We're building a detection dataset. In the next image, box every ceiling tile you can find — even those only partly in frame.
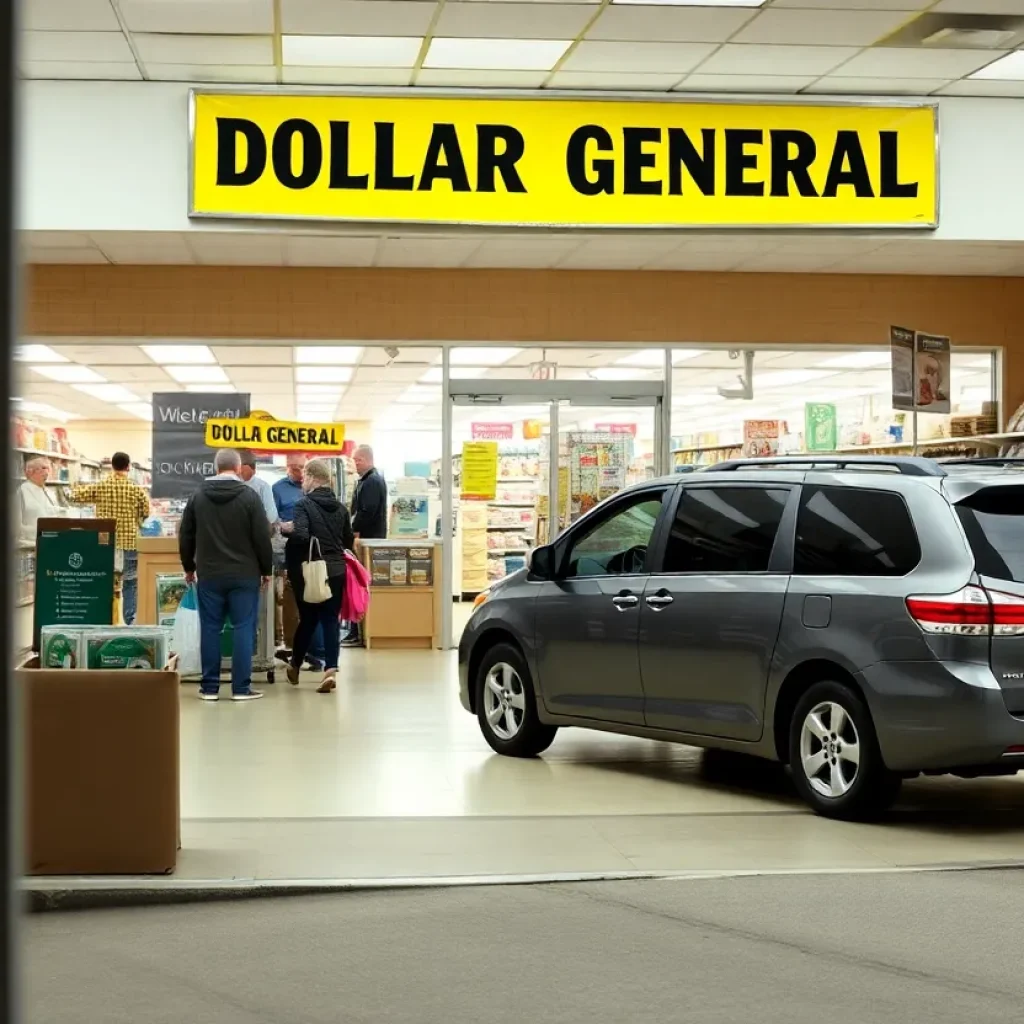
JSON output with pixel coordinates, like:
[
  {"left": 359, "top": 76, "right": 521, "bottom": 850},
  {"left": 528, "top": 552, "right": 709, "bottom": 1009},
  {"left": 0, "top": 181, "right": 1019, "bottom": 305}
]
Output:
[
  {"left": 24, "top": 247, "right": 109, "bottom": 264},
  {"left": 933, "top": 0, "right": 1024, "bottom": 13},
  {"left": 416, "top": 68, "right": 549, "bottom": 86},
  {"left": 23, "top": 0, "right": 121, "bottom": 31},
  {"left": 21, "top": 232, "right": 94, "bottom": 249},
  {"left": 734, "top": 8, "right": 913, "bottom": 46},
  {"left": 806, "top": 76, "right": 949, "bottom": 95},
  {"left": 283, "top": 66, "right": 413, "bottom": 84},
  {"left": 22, "top": 30, "right": 135, "bottom": 63},
  {"left": 436, "top": 3, "right": 593, "bottom": 38},
  {"left": 284, "top": 235, "right": 379, "bottom": 267},
  {"left": 47, "top": 344, "right": 153, "bottom": 364},
  {"left": 833, "top": 46, "right": 1006, "bottom": 78},
  {"left": 119, "top": 0, "right": 275, "bottom": 34},
  {"left": 21, "top": 60, "right": 141, "bottom": 80},
  {"left": 282, "top": 34, "right": 423, "bottom": 66},
  {"left": 281, "top": 0, "right": 438, "bottom": 34},
  {"left": 561, "top": 40, "right": 718, "bottom": 74},
  {"left": 189, "top": 233, "right": 285, "bottom": 265},
  {"left": 376, "top": 237, "right": 483, "bottom": 267},
  {"left": 228, "top": 366, "right": 295, "bottom": 384},
  {"left": 214, "top": 346, "right": 294, "bottom": 366},
  {"left": 676, "top": 73, "right": 817, "bottom": 93},
  {"left": 694, "top": 43, "right": 860, "bottom": 76},
  {"left": 556, "top": 235, "right": 684, "bottom": 270},
  {"left": 133, "top": 33, "right": 274, "bottom": 65},
  {"left": 93, "top": 232, "right": 196, "bottom": 264},
  {"left": 588, "top": 6, "right": 758, "bottom": 43},
  {"left": 145, "top": 63, "right": 278, "bottom": 82},
  {"left": 772, "top": 0, "right": 930, "bottom": 7},
  {"left": 937, "top": 77, "right": 1024, "bottom": 96},
  {"left": 425, "top": 37, "right": 572, "bottom": 69},
  {"left": 463, "top": 236, "right": 582, "bottom": 268},
  {"left": 548, "top": 70, "right": 682, "bottom": 89},
  {"left": 91, "top": 364, "right": 176, "bottom": 384}
]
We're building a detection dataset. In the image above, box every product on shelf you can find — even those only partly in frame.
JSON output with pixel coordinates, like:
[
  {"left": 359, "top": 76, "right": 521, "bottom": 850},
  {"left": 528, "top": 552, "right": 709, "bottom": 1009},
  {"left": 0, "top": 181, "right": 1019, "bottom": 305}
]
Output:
[
  {"left": 40, "top": 626, "right": 85, "bottom": 669},
  {"left": 83, "top": 627, "right": 169, "bottom": 670},
  {"left": 156, "top": 574, "right": 188, "bottom": 627}
]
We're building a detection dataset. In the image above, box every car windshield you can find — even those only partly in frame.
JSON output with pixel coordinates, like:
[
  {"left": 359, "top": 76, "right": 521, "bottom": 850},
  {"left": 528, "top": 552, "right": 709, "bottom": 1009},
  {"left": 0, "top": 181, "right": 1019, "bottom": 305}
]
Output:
[{"left": 955, "top": 486, "right": 1024, "bottom": 583}]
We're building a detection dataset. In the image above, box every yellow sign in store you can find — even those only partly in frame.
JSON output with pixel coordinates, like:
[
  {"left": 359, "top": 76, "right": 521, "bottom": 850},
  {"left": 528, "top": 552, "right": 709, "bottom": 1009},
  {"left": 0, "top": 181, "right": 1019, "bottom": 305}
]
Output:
[
  {"left": 190, "top": 92, "right": 937, "bottom": 229},
  {"left": 460, "top": 442, "right": 499, "bottom": 502},
  {"left": 205, "top": 411, "right": 345, "bottom": 453}
]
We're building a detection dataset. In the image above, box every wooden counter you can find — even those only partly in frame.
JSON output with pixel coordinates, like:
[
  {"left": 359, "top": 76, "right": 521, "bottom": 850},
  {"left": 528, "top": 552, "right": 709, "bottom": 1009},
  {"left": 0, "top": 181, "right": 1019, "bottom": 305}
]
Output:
[
  {"left": 136, "top": 536, "right": 182, "bottom": 626},
  {"left": 359, "top": 540, "right": 442, "bottom": 651}
]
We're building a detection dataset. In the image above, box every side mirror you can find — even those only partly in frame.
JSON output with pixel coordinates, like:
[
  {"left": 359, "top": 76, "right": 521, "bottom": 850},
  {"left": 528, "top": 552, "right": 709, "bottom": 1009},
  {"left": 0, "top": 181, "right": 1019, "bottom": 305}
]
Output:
[{"left": 528, "top": 544, "right": 556, "bottom": 580}]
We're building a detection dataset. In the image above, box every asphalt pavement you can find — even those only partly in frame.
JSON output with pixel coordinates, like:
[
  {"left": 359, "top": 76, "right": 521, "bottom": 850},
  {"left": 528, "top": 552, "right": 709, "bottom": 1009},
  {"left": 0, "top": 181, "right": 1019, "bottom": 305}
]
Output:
[{"left": 23, "top": 869, "right": 1024, "bottom": 1024}]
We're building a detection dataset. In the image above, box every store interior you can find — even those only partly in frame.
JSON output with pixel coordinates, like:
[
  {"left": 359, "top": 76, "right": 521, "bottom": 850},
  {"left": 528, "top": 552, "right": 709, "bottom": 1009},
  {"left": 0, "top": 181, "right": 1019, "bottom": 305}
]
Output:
[{"left": 13, "top": 337, "right": 1014, "bottom": 658}]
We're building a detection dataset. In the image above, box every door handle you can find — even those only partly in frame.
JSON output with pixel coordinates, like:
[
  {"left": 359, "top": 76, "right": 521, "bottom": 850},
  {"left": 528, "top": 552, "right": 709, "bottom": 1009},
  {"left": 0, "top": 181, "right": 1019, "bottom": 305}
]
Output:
[
  {"left": 612, "top": 594, "right": 639, "bottom": 610},
  {"left": 646, "top": 593, "right": 674, "bottom": 609}
]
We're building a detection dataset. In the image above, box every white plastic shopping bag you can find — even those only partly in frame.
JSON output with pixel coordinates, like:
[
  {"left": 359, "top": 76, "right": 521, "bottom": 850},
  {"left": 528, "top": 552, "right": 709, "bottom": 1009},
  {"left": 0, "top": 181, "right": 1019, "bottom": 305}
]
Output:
[{"left": 172, "top": 584, "right": 202, "bottom": 676}]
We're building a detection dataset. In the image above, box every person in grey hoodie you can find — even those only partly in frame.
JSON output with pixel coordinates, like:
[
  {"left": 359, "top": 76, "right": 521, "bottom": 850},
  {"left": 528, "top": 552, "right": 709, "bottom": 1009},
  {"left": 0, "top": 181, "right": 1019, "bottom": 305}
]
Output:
[{"left": 179, "top": 448, "right": 274, "bottom": 702}]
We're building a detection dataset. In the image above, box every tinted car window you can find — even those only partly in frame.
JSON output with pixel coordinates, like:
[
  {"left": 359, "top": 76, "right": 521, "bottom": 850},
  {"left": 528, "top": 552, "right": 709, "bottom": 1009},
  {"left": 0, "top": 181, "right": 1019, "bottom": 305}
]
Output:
[
  {"left": 795, "top": 486, "right": 920, "bottom": 576},
  {"left": 661, "top": 487, "right": 789, "bottom": 574},
  {"left": 956, "top": 486, "right": 1024, "bottom": 583},
  {"left": 565, "top": 495, "right": 664, "bottom": 579}
]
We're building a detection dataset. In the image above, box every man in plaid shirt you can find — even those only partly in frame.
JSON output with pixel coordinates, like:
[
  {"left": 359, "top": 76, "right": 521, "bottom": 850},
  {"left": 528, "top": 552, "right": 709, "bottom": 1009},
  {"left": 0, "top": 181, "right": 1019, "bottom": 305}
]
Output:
[{"left": 70, "top": 451, "right": 150, "bottom": 624}]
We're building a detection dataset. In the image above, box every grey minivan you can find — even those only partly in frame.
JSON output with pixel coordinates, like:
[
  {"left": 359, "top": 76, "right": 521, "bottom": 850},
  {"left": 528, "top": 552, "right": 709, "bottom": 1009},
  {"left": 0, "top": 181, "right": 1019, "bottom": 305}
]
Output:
[{"left": 458, "top": 456, "right": 1024, "bottom": 820}]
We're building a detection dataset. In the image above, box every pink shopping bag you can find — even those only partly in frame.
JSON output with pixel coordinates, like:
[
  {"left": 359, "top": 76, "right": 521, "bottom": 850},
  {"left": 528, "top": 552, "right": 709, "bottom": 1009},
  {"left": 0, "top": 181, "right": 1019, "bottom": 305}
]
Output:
[{"left": 341, "top": 550, "right": 371, "bottom": 623}]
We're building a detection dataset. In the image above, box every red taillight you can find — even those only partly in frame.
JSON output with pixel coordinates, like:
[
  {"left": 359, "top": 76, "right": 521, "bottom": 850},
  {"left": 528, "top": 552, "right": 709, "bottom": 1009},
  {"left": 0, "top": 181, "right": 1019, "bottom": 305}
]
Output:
[{"left": 907, "top": 586, "right": 1024, "bottom": 636}]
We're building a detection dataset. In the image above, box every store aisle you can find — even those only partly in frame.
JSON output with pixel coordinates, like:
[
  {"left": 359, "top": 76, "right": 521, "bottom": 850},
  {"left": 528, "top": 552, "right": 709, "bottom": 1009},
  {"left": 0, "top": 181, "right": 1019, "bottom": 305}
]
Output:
[{"left": 159, "top": 651, "right": 1024, "bottom": 884}]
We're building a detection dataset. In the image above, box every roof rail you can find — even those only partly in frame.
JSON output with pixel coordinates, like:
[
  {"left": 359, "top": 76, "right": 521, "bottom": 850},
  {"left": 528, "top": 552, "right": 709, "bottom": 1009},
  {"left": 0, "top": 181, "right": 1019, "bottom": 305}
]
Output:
[
  {"left": 939, "top": 457, "right": 1024, "bottom": 470},
  {"left": 707, "top": 455, "right": 946, "bottom": 478}
]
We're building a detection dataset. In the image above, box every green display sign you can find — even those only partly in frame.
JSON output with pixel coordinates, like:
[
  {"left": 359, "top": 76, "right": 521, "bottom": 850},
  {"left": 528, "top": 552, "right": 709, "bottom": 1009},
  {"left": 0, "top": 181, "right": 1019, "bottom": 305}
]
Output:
[
  {"left": 805, "top": 403, "right": 838, "bottom": 452},
  {"left": 34, "top": 519, "right": 115, "bottom": 650}
]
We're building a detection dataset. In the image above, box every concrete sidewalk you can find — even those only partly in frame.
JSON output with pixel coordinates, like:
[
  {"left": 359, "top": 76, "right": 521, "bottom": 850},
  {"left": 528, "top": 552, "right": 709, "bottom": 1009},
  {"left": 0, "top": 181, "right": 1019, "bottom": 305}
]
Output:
[{"left": 23, "top": 869, "right": 1024, "bottom": 1024}]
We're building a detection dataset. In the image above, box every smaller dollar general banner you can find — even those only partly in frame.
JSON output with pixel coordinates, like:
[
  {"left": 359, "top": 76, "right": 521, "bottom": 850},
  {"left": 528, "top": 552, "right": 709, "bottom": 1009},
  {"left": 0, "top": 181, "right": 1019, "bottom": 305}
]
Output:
[
  {"left": 190, "top": 92, "right": 937, "bottom": 229},
  {"left": 205, "top": 411, "right": 345, "bottom": 453}
]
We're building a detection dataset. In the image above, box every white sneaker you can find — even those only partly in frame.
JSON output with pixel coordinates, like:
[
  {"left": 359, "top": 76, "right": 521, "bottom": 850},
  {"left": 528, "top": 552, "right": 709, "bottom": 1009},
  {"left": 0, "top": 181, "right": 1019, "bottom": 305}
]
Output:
[
  {"left": 199, "top": 692, "right": 220, "bottom": 702},
  {"left": 231, "top": 690, "right": 264, "bottom": 702}
]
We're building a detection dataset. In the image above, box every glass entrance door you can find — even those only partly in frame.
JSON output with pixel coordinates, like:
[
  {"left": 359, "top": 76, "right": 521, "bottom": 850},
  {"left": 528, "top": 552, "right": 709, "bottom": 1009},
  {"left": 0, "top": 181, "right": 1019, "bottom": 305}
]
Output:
[{"left": 442, "top": 379, "right": 665, "bottom": 647}]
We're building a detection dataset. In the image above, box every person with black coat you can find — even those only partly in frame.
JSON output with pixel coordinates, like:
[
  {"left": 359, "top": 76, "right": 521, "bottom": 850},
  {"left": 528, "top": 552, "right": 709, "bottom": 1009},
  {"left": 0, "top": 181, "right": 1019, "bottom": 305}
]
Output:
[{"left": 286, "top": 458, "right": 355, "bottom": 693}]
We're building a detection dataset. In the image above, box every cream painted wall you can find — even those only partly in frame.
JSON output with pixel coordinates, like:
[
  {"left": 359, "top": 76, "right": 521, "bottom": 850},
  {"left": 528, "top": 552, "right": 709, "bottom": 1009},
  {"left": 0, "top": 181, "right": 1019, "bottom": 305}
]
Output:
[{"left": 65, "top": 420, "right": 153, "bottom": 465}]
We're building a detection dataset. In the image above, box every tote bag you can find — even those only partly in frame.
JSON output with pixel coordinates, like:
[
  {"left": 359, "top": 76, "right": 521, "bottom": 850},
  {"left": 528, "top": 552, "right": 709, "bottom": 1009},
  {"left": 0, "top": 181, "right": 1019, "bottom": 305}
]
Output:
[{"left": 302, "top": 536, "right": 332, "bottom": 604}]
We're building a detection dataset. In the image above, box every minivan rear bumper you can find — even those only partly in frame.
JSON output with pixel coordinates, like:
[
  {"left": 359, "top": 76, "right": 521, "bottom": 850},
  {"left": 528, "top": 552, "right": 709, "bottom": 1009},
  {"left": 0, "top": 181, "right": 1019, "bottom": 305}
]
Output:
[{"left": 857, "top": 660, "right": 1024, "bottom": 773}]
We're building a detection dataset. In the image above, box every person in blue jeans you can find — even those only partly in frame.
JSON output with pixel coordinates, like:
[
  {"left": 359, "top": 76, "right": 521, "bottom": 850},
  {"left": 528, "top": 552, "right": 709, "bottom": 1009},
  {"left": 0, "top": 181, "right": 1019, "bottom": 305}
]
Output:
[{"left": 179, "top": 449, "right": 274, "bottom": 702}]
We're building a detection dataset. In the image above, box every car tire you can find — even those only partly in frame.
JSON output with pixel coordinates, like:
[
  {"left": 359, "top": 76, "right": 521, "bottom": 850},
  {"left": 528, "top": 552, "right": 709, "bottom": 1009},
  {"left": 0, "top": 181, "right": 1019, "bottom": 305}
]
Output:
[
  {"left": 789, "top": 680, "right": 901, "bottom": 821},
  {"left": 475, "top": 642, "right": 557, "bottom": 758}
]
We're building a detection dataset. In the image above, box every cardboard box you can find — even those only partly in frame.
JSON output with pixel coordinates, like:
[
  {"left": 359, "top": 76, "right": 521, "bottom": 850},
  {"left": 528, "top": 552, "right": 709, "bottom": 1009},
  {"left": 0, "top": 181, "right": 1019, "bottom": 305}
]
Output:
[{"left": 19, "top": 656, "right": 180, "bottom": 875}]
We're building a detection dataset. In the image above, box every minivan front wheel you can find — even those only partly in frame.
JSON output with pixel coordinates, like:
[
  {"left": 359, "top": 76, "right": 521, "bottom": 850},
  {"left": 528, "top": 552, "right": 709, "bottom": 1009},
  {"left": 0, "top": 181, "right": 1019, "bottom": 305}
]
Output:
[
  {"left": 476, "top": 643, "right": 557, "bottom": 758},
  {"left": 789, "top": 681, "right": 901, "bottom": 821}
]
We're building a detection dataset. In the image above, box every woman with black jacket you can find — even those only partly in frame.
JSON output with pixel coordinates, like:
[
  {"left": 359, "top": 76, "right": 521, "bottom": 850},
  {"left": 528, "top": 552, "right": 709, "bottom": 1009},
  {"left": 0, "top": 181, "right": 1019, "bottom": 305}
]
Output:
[{"left": 286, "top": 459, "right": 355, "bottom": 692}]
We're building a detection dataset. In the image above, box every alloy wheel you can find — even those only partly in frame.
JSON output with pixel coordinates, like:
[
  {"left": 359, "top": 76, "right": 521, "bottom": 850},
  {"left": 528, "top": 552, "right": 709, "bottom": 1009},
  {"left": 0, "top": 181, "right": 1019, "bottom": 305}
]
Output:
[
  {"left": 483, "top": 662, "right": 526, "bottom": 740},
  {"left": 799, "top": 701, "right": 861, "bottom": 800}
]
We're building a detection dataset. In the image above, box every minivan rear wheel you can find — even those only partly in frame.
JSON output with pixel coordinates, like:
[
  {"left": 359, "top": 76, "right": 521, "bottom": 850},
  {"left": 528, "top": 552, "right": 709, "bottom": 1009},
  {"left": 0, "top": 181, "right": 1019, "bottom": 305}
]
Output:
[
  {"left": 475, "top": 643, "right": 557, "bottom": 758},
  {"left": 789, "top": 680, "right": 901, "bottom": 821}
]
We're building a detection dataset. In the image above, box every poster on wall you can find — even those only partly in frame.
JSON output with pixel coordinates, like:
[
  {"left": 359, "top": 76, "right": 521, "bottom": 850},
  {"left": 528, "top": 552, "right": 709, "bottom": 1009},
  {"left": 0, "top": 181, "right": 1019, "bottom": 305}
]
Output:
[
  {"left": 460, "top": 442, "right": 499, "bottom": 501},
  {"left": 804, "top": 404, "right": 838, "bottom": 452},
  {"left": 914, "top": 332, "right": 951, "bottom": 414},
  {"left": 743, "top": 420, "right": 781, "bottom": 458},
  {"left": 152, "top": 393, "right": 250, "bottom": 499},
  {"left": 890, "top": 325, "right": 916, "bottom": 411}
]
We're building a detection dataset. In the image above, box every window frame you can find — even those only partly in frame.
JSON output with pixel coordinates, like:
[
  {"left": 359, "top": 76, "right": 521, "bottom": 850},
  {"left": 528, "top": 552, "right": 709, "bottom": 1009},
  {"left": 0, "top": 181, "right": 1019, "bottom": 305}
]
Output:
[
  {"left": 555, "top": 485, "right": 674, "bottom": 582},
  {"left": 647, "top": 481, "right": 799, "bottom": 577},
  {"left": 792, "top": 483, "right": 922, "bottom": 579}
]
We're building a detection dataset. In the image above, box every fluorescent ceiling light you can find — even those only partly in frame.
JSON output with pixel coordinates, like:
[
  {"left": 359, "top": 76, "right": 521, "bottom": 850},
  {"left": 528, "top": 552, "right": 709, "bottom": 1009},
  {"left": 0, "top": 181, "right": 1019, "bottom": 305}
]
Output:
[
  {"left": 15, "top": 344, "right": 67, "bottom": 363},
  {"left": 615, "top": 0, "right": 764, "bottom": 4},
  {"left": 755, "top": 370, "right": 837, "bottom": 389},
  {"left": 31, "top": 364, "right": 106, "bottom": 384},
  {"left": 450, "top": 347, "right": 522, "bottom": 366},
  {"left": 297, "top": 408, "right": 337, "bottom": 420},
  {"left": 296, "top": 384, "right": 344, "bottom": 396},
  {"left": 396, "top": 386, "right": 441, "bottom": 403},
  {"left": 294, "top": 346, "right": 364, "bottom": 365},
  {"left": 616, "top": 349, "right": 709, "bottom": 368},
  {"left": 425, "top": 38, "right": 571, "bottom": 72},
  {"left": 166, "top": 365, "right": 229, "bottom": 384},
  {"left": 283, "top": 35, "right": 422, "bottom": 68},
  {"left": 141, "top": 344, "right": 216, "bottom": 364},
  {"left": 118, "top": 403, "right": 154, "bottom": 421},
  {"left": 817, "top": 352, "right": 890, "bottom": 369},
  {"left": 186, "top": 383, "right": 236, "bottom": 393},
  {"left": 296, "top": 366, "right": 352, "bottom": 384},
  {"left": 73, "top": 383, "right": 142, "bottom": 403},
  {"left": 19, "top": 400, "right": 79, "bottom": 421},
  {"left": 970, "top": 52, "right": 1024, "bottom": 81},
  {"left": 420, "top": 366, "right": 490, "bottom": 383}
]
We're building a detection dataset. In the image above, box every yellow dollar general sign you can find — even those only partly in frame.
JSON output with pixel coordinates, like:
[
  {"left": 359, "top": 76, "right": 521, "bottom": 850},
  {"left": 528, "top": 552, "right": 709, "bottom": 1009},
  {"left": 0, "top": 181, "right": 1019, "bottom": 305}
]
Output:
[
  {"left": 205, "top": 411, "right": 345, "bottom": 453},
  {"left": 189, "top": 92, "right": 937, "bottom": 229}
]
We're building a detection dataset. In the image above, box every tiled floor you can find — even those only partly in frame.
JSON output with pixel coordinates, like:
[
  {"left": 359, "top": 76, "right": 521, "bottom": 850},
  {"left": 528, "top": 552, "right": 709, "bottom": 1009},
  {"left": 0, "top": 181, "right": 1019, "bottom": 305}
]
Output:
[{"left": 145, "top": 649, "right": 1024, "bottom": 883}]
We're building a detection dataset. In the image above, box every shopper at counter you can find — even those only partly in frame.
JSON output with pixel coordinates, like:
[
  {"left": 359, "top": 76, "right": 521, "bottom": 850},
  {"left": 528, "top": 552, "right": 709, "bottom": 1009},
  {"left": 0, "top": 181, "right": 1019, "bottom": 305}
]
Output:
[
  {"left": 274, "top": 452, "right": 326, "bottom": 670},
  {"left": 286, "top": 459, "right": 355, "bottom": 694},
  {"left": 69, "top": 452, "right": 150, "bottom": 625},
  {"left": 239, "top": 450, "right": 279, "bottom": 526},
  {"left": 179, "top": 448, "right": 273, "bottom": 703},
  {"left": 343, "top": 445, "right": 388, "bottom": 648},
  {"left": 18, "top": 456, "right": 60, "bottom": 543}
]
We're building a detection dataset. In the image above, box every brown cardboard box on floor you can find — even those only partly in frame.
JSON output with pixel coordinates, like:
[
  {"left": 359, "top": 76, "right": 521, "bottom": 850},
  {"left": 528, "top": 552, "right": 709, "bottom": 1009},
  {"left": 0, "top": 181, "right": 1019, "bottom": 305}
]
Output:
[{"left": 18, "top": 656, "right": 180, "bottom": 875}]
